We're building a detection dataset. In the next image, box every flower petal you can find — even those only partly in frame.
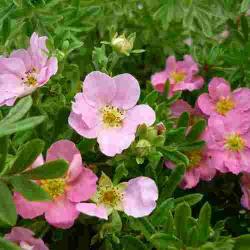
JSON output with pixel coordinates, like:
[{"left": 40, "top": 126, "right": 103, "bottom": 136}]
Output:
[
  {"left": 123, "top": 177, "right": 158, "bottom": 218},
  {"left": 0, "top": 57, "right": 26, "bottom": 77},
  {"left": 111, "top": 73, "right": 140, "bottom": 110},
  {"left": 76, "top": 203, "right": 108, "bottom": 220},
  {"left": 13, "top": 192, "right": 49, "bottom": 219},
  {"left": 97, "top": 128, "right": 135, "bottom": 157},
  {"left": 10, "top": 49, "right": 32, "bottom": 71},
  {"left": 208, "top": 77, "right": 231, "bottom": 100},
  {"left": 197, "top": 93, "right": 215, "bottom": 116},
  {"left": 83, "top": 71, "right": 116, "bottom": 108},
  {"left": 46, "top": 139, "right": 82, "bottom": 165},
  {"left": 44, "top": 196, "right": 79, "bottom": 229},
  {"left": 67, "top": 167, "right": 97, "bottom": 202}
]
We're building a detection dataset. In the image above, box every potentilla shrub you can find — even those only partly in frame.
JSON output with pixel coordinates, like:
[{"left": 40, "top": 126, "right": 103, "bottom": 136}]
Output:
[{"left": 1, "top": 1, "right": 250, "bottom": 250}]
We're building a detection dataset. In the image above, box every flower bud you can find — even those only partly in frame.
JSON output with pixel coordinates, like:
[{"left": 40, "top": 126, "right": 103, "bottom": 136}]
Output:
[
  {"left": 111, "top": 33, "right": 135, "bottom": 55},
  {"left": 136, "top": 139, "right": 151, "bottom": 157}
]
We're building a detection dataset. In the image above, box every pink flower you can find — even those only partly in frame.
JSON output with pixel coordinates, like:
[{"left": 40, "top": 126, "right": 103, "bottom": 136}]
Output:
[
  {"left": 203, "top": 111, "right": 250, "bottom": 174},
  {"left": 197, "top": 77, "right": 250, "bottom": 117},
  {"left": 240, "top": 173, "right": 250, "bottom": 210},
  {"left": 151, "top": 55, "right": 204, "bottom": 95},
  {"left": 13, "top": 140, "right": 97, "bottom": 229},
  {"left": 165, "top": 148, "right": 216, "bottom": 189},
  {"left": 5, "top": 227, "right": 48, "bottom": 250},
  {"left": 76, "top": 173, "right": 158, "bottom": 219},
  {"left": 0, "top": 32, "right": 58, "bottom": 106},
  {"left": 68, "top": 71, "right": 156, "bottom": 156}
]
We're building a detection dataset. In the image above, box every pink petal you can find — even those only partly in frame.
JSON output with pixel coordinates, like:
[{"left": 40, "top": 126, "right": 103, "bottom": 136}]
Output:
[
  {"left": 97, "top": 128, "right": 135, "bottom": 156},
  {"left": 180, "top": 170, "right": 200, "bottom": 189},
  {"left": 197, "top": 93, "right": 215, "bottom": 116},
  {"left": 123, "top": 177, "right": 158, "bottom": 218},
  {"left": 44, "top": 196, "right": 79, "bottom": 229},
  {"left": 233, "top": 88, "right": 250, "bottom": 111},
  {"left": 171, "top": 100, "right": 194, "bottom": 117},
  {"left": 31, "top": 154, "right": 44, "bottom": 169},
  {"left": 123, "top": 104, "right": 156, "bottom": 134},
  {"left": 68, "top": 112, "right": 99, "bottom": 139},
  {"left": 151, "top": 71, "right": 168, "bottom": 93},
  {"left": 111, "top": 73, "right": 140, "bottom": 110},
  {"left": 173, "top": 77, "right": 204, "bottom": 91},
  {"left": 13, "top": 192, "right": 50, "bottom": 219},
  {"left": 67, "top": 167, "right": 97, "bottom": 202},
  {"left": 83, "top": 71, "right": 116, "bottom": 108},
  {"left": 71, "top": 93, "right": 99, "bottom": 128},
  {"left": 10, "top": 49, "right": 32, "bottom": 71},
  {"left": 46, "top": 139, "right": 82, "bottom": 165},
  {"left": 208, "top": 77, "right": 231, "bottom": 100},
  {"left": 0, "top": 74, "right": 24, "bottom": 93},
  {"left": 183, "top": 55, "right": 199, "bottom": 74},
  {"left": 165, "top": 56, "right": 177, "bottom": 73},
  {"left": 0, "top": 57, "right": 26, "bottom": 77},
  {"left": 66, "top": 154, "right": 83, "bottom": 183},
  {"left": 76, "top": 203, "right": 108, "bottom": 220}
]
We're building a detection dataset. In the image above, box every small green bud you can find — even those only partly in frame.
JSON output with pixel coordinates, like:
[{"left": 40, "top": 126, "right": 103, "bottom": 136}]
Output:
[{"left": 111, "top": 33, "right": 135, "bottom": 56}]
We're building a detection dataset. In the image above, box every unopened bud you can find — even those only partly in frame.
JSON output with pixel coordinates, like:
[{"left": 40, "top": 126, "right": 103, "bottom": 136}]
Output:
[{"left": 111, "top": 33, "right": 134, "bottom": 55}]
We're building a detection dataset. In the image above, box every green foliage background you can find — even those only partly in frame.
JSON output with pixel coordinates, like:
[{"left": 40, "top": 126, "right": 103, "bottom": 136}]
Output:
[{"left": 1, "top": 0, "right": 250, "bottom": 249}]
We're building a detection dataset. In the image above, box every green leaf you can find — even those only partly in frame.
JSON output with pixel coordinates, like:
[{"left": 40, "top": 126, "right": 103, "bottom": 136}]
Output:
[
  {"left": 165, "top": 127, "right": 186, "bottom": 143},
  {"left": 163, "top": 150, "right": 189, "bottom": 166},
  {"left": 0, "top": 237, "right": 21, "bottom": 250},
  {"left": 233, "top": 234, "right": 250, "bottom": 250},
  {"left": 186, "top": 119, "right": 206, "bottom": 141},
  {"left": 187, "top": 226, "right": 199, "bottom": 247},
  {"left": 113, "top": 163, "right": 128, "bottom": 185},
  {"left": 0, "top": 180, "right": 17, "bottom": 227},
  {"left": 9, "top": 176, "right": 51, "bottom": 201},
  {"left": 22, "top": 160, "right": 68, "bottom": 180},
  {"left": 174, "top": 194, "right": 203, "bottom": 207},
  {"left": 0, "top": 96, "right": 32, "bottom": 126},
  {"left": 121, "top": 235, "right": 147, "bottom": 250},
  {"left": 0, "top": 136, "right": 8, "bottom": 174},
  {"left": 150, "top": 233, "right": 181, "bottom": 249},
  {"left": 151, "top": 198, "right": 174, "bottom": 225},
  {"left": 143, "top": 90, "right": 159, "bottom": 106},
  {"left": 129, "top": 217, "right": 156, "bottom": 240},
  {"left": 164, "top": 211, "right": 174, "bottom": 234},
  {"left": 160, "top": 164, "right": 185, "bottom": 200},
  {"left": 177, "top": 112, "right": 189, "bottom": 128},
  {"left": 241, "top": 0, "right": 250, "bottom": 12},
  {"left": 197, "top": 202, "right": 211, "bottom": 244},
  {"left": 0, "top": 116, "right": 46, "bottom": 138},
  {"left": 241, "top": 15, "right": 249, "bottom": 41},
  {"left": 7, "top": 139, "right": 45, "bottom": 175},
  {"left": 174, "top": 202, "right": 191, "bottom": 242}
]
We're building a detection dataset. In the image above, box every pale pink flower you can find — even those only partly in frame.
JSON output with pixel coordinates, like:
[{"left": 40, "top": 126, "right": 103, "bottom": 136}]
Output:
[
  {"left": 165, "top": 147, "right": 216, "bottom": 189},
  {"left": 203, "top": 111, "right": 250, "bottom": 174},
  {"left": 197, "top": 77, "right": 250, "bottom": 117},
  {"left": 151, "top": 55, "right": 204, "bottom": 95},
  {"left": 76, "top": 173, "right": 158, "bottom": 219},
  {"left": 14, "top": 140, "right": 97, "bottom": 229},
  {"left": 68, "top": 71, "right": 156, "bottom": 157},
  {"left": 0, "top": 32, "right": 58, "bottom": 106},
  {"left": 240, "top": 173, "right": 250, "bottom": 210},
  {"left": 5, "top": 227, "right": 48, "bottom": 250}
]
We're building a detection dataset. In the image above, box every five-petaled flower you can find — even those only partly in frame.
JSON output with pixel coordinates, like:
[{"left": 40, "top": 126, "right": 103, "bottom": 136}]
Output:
[
  {"left": 76, "top": 173, "right": 158, "bottom": 219},
  {"left": 69, "top": 71, "right": 156, "bottom": 156},
  {"left": 0, "top": 32, "right": 58, "bottom": 106},
  {"left": 151, "top": 55, "right": 204, "bottom": 96},
  {"left": 13, "top": 140, "right": 97, "bottom": 229}
]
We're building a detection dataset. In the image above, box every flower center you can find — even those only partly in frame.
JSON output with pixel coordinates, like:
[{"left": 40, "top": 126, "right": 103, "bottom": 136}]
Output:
[
  {"left": 170, "top": 71, "right": 186, "bottom": 83},
  {"left": 98, "top": 187, "right": 123, "bottom": 208},
  {"left": 101, "top": 105, "right": 125, "bottom": 128},
  {"left": 225, "top": 133, "right": 245, "bottom": 152},
  {"left": 40, "top": 178, "right": 66, "bottom": 199},
  {"left": 186, "top": 151, "right": 203, "bottom": 169},
  {"left": 23, "top": 69, "right": 37, "bottom": 87},
  {"left": 215, "top": 97, "right": 235, "bottom": 115}
]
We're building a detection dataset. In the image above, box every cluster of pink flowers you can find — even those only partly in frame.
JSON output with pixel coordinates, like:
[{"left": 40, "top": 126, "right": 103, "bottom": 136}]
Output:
[{"left": 153, "top": 57, "right": 250, "bottom": 210}]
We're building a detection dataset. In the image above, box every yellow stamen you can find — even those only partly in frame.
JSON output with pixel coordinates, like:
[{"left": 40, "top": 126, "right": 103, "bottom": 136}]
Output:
[
  {"left": 97, "top": 186, "right": 123, "bottom": 208},
  {"left": 170, "top": 71, "right": 186, "bottom": 83},
  {"left": 40, "top": 178, "right": 66, "bottom": 200},
  {"left": 215, "top": 97, "right": 235, "bottom": 115},
  {"left": 101, "top": 105, "right": 124, "bottom": 128},
  {"left": 225, "top": 133, "right": 245, "bottom": 152},
  {"left": 186, "top": 151, "right": 203, "bottom": 169},
  {"left": 24, "top": 75, "right": 37, "bottom": 86}
]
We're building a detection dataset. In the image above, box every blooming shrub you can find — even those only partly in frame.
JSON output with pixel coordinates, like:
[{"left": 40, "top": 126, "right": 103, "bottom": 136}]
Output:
[{"left": 1, "top": 1, "right": 250, "bottom": 250}]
